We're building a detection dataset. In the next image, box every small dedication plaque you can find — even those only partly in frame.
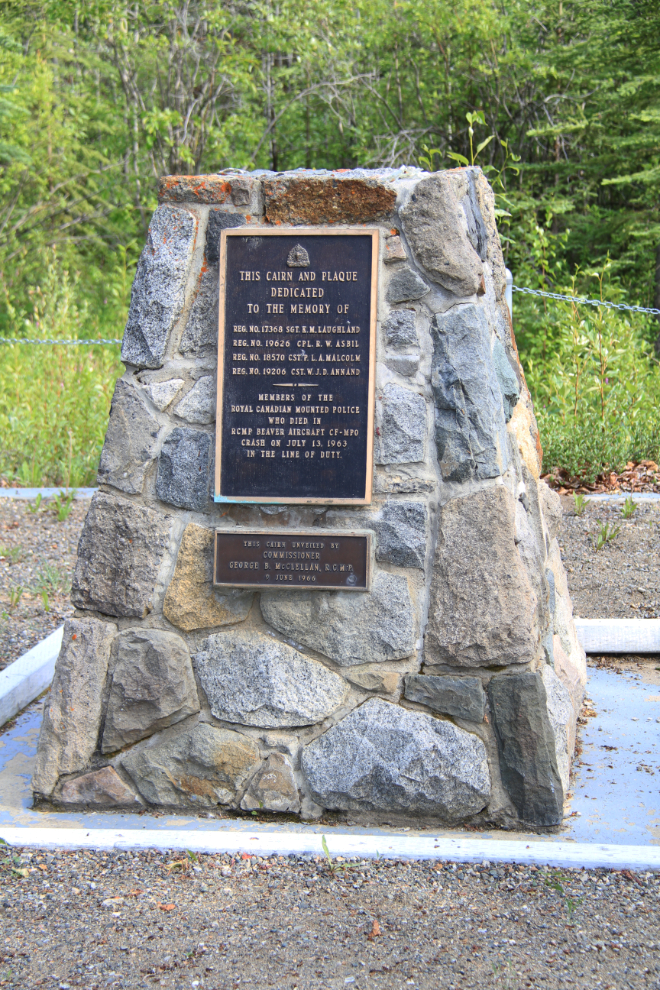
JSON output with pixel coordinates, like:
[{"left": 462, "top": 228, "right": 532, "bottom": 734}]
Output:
[
  {"left": 215, "top": 228, "right": 378, "bottom": 504},
  {"left": 214, "top": 531, "right": 371, "bottom": 591}
]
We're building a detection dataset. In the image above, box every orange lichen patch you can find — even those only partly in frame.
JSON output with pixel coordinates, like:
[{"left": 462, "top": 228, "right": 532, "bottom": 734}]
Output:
[
  {"left": 159, "top": 174, "right": 238, "bottom": 204},
  {"left": 264, "top": 176, "right": 396, "bottom": 224}
]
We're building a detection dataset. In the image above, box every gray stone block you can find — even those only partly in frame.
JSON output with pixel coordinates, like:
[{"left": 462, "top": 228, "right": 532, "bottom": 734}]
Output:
[
  {"left": 102, "top": 629, "right": 200, "bottom": 754},
  {"left": 240, "top": 753, "right": 300, "bottom": 813},
  {"left": 32, "top": 618, "right": 117, "bottom": 797},
  {"left": 71, "top": 492, "right": 172, "bottom": 618},
  {"left": 97, "top": 380, "right": 163, "bottom": 495},
  {"left": 193, "top": 628, "right": 348, "bottom": 727},
  {"left": 375, "top": 500, "right": 427, "bottom": 569},
  {"left": 156, "top": 427, "right": 212, "bottom": 511},
  {"left": 60, "top": 767, "right": 140, "bottom": 808},
  {"left": 122, "top": 205, "right": 197, "bottom": 369},
  {"left": 205, "top": 207, "right": 246, "bottom": 263},
  {"left": 463, "top": 171, "right": 488, "bottom": 261},
  {"left": 425, "top": 487, "right": 540, "bottom": 667},
  {"left": 404, "top": 674, "right": 485, "bottom": 721},
  {"left": 179, "top": 210, "right": 245, "bottom": 358},
  {"left": 301, "top": 698, "right": 490, "bottom": 818},
  {"left": 541, "top": 663, "right": 575, "bottom": 795},
  {"left": 488, "top": 672, "right": 564, "bottom": 826},
  {"left": 385, "top": 353, "right": 419, "bottom": 377},
  {"left": 400, "top": 175, "right": 484, "bottom": 296},
  {"left": 431, "top": 304, "right": 508, "bottom": 481},
  {"left": 174, "top": 375, "right": 216, "bottom": 425},
  {"left": 261, "top": 571, "right": 416, "bottom": 667},
  {"left": 143, "top": 378, "right": 185, "bottom": 411},
  {"left": 375, "top": 383, "right": 426, "bottom": 465},
  {"left": 382, "top": 310, "right": 418, "bottom": 348},
  {"left": 122, "top": 723, "right": 261, "bottom": 808},
  {"left": 385, "top": 267, "right": 429, "bottom": 304},
  {"left": 492, "top": 340, "right": 520, "bottom": 422}
]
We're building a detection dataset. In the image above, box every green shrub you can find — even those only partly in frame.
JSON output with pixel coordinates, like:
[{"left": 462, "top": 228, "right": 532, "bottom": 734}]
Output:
[
  {"left": 0, "top": 257, "right": 122, "bottom": 487},
  {"left": 520, "top": 270, "right": 660, "bottom": 482}
]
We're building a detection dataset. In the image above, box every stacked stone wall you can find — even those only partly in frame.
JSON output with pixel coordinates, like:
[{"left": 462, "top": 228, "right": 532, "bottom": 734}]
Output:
[{"left": 33, "top": 166, "right": 587, "bottom": 828}]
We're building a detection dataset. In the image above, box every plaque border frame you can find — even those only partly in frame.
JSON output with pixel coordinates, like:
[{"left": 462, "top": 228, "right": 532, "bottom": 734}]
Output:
[
  {"left": 214, "top": 226, "right": 379, "bottom": 505},
  {"left": 213, "top": 528, "right": 373, "bottom": 591}
]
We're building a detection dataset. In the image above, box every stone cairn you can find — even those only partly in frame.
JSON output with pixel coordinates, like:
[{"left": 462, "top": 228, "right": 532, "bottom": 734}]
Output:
[{"left": 33, "top": 167, "right": 586, "bottom": 828}]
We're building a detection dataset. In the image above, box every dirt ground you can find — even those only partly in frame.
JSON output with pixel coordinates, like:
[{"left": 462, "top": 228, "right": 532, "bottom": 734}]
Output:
[
  {"left": 1, "top": 494, "right": 659, "bottom": 669},
  {"left": 0, "top": 499, "right": 87, "bottom": 671},
  {"left": 558, "top": 497, "right": 660, "bottom": 619},
  {"left": 0, "top": 849, "right": 658, "bottom": 990}
]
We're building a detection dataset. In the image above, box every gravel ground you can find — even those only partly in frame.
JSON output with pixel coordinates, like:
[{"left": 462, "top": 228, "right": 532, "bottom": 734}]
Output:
[
  {"left": 0, "top": 849, "right": 658, "bottom": 990},
  {"left": 0, "top": 499, "right": 87, "bottom": 671},
  {"left": 558, "top": 498, "right": 660, "bottom": 619}
]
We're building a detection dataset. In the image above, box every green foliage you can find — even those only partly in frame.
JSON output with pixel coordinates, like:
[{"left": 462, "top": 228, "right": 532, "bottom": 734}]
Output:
[
  {"left": 573, "top": 493, "right": 587, "bottom": 516},
  {"left": 621, "top": 496, "right": 637, "bottom": 519},
  {"left": 0, "top": 0, "right": 658, "bottom": 482},
  {"left": 51, "top": 491, "right": 76, "bottom": 522},
  {"left": 0, "top": 257, "right": 121, "bottom": 487},
  {"left": 595, "top": 521, "right": 621, "bottom": 550}
]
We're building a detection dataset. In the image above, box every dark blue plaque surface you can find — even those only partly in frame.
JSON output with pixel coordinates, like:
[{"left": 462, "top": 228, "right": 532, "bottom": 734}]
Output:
[{"left": 215, "top": 228, "right": 378, "bottom": 504}]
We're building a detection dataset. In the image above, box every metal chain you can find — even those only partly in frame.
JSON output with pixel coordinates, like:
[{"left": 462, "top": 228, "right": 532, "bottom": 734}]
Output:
[
  {"left": 0, "top": 286, "right": 657, "bottom": 346},
  {"left": 512, "top": 285, "right": 660, "bottom": 316},
  {"left": 0, "top": 337, "right": 122, "bottom": 345}
]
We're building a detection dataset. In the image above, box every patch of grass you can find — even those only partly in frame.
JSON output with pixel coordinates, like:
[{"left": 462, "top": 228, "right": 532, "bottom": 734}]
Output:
[
  {"left": 0, "top": 259, "right": 122, "bottom": 488},
  {"left": 595, "top": 520, "right": 621, "bottom": 550},
  {"left": 621, "top": 496, "right": 637, "bottom": 519},
  {"left": 0, "top": 545, "right": 23, "bottom": 563},
  {"left": 573, "top": 493, "right": 587, "bottom": 516},
  {"left": 31, "top": 563, "right": 71, "bottom": 596}
]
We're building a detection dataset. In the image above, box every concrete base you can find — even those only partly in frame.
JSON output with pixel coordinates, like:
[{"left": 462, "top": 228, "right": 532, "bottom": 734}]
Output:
[
  {"left": 575, "top": 618, "right": 660, "bottom": 654},
  {"left": 0, "top": 626, "right": 63, "bottom": 728}
]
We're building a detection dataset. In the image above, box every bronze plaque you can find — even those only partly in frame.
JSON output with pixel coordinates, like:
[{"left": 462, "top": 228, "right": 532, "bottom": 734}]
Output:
[
  {"left": 214, "top": 228, "right": 378, "bottom": 505},
  {"left": 214, "top": 530, "right": 371, "bottom": 590}
]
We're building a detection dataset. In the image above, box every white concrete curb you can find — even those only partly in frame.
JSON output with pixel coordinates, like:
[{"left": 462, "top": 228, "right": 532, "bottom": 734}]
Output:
[
  {"left": 1, "top": 827, "right": 659, "bottom": 870},
  {"left": 0, "top": 487, "right": 96, "bottom": 499},
  {"left": 575, "top": 618, "right": 660, "bottom": 654},
  {"left": 0, "top": 625, "right": 62, "bottom": 728}
]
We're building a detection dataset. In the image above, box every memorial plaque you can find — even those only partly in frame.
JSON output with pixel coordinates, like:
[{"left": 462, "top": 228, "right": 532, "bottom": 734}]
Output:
[
  {"left": 214, "top": 530, "right": 371, "bottom": 590},
  {"left": 215, "top": 228, "right": 378, "bottom": 504}
]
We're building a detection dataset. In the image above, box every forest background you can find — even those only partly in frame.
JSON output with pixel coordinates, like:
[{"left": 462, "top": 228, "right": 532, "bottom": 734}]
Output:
[{"left": 0, "top": 0, "right": 659, "bottom": 488}]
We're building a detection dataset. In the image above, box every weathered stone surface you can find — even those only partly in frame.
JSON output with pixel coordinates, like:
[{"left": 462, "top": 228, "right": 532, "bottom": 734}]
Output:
[
  {"left": 492, "top": 340, "right": 520, "bottom": 422},
  {"left": 400, "top": 175, "right": 484, "bottom": 296},
  {"left": 488, "top": 672, "right": 564, "bottom": 826},
  {"left": 508, "top": 399, "right": 543, "bottom": 481},
  {"left": 384, "top": 234, "right": 407, "bottom": 263},
  {"left": 264, "top": 175, "right": 396, "bottom": 224},
  {"left": 385, "top": 267, "right": 429, "bottom": 304},
  {"left": 97, "top": 380, "right": 163, "bottom": 495},
  {"left": 375, "top": 500, "right": 427, "bottom": 569},
  {"left": 385, "top": 353, "right": 419, "bottom": 377},
  {"left": 541, "top": 664, "right": 575, "bottom": 794},
  {"left": 158, "top": 174, "right": 260, "bottom": 211},
  {"left": 547, "top": 540, "right": 587, "bottom": 695},
  {"left": 122, "top": 206, "right": 197, "bottom": 369},
  {"left": 345, "top": 669, "right": 401, "bottom": 694},
  {"left": 102, "top": 629, "right": 200, "bottom": 754},
  {"left": 375, "top": 383, "right": 426, "bottom": 465},
  {"left": 540, "top": 482, "right": 562, "bottom": 544},
  {"left": 425, "top": 487, "right": 540, "bottom": 667},
  {"left": 552, "top": 634, "right": 586, "bottom": 720},
  {"left": 122, "top": 723, "right": 260, "bottom": 808},
  {"left": 175, "top": 376, "right": 216, "bottom": 425},
  {"left": 382, "top": 310, "right": 418, "bottom": 348},
  {"left": 179, "top": 210, "right": 246, "bottom": 358},
  {"left": 193, "top": 629, "right": 348, "bottom": 727},
  {"left": 302, "top": 698, "right": 490, "bottom": 818},
  {"left": 60, "top": 767, "right": 140, "bottom": 807},
  {"left": 32, "top": 618, "right": 117, "bottom": 797},
  {"left": 404, "top": 675, "right": 485, "bottom": 721},
  {"left": 72, "top": 492, "right": 172, "bottom": 618},
  {"left": 163, "top": 523, "right": 253, "bottom": 632},
  {"left": 205, "top": 208, "right": 247, "bottom": 262},
  {"left": 143, "top": 378, "right": 185, "bottom": 411},
  {"left": 240, "top": 753, "right": 300, "bottom": 813},
  {"left": 431, "top": 304, "right": 508, "bottom": 482},
  {"left": 156, "top": 427, "right": 212, "bottom": 511},
  {"left": 462, "top": 170, "right": 489, "bottom": 261},
  {"left": 261, "top": 572, "right": 416, "bottom": 667}
]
